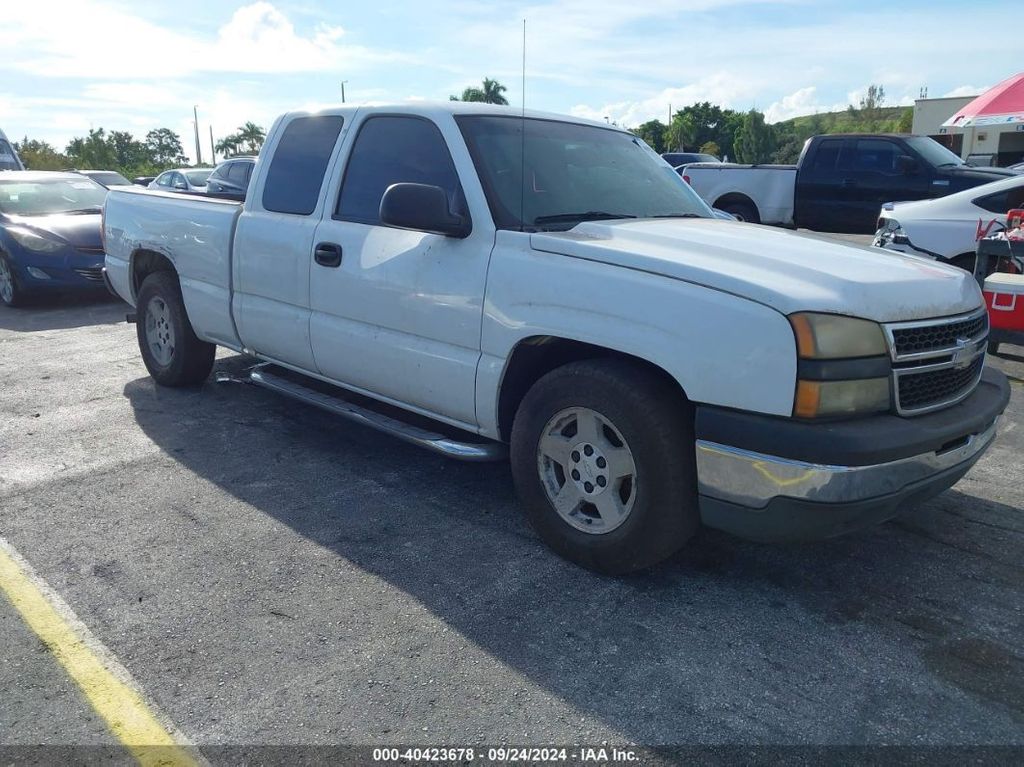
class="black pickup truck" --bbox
[682,134,1018,234]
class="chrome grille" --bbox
[884,308,989,415]
[891,313,988,357]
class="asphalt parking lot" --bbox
[1,276,1023,761]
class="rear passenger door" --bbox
[308,113,494,428]
[232,114,346,372]
[794,137,847,231]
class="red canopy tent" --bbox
[943,72,1024,128]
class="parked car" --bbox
[874,174,1024,270]
[133,176,156,187]
[76,170,134,189]
[0,129,25,171]
[205,156,256,200]
[0,171,108,306]
[662,152,720,167]
[103,103,1009,573]
[148,168,212,193]
[683,134,1016,232]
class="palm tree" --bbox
[450,78,509,105]
[236,122,266,153]
[214,136,240,156]
[480,78,508,105]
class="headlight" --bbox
[790,312,888,359]
[790,313,891,418]
[8,227,66,253]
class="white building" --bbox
[912,94,1024,167]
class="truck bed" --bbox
[683,163,797,226]
[103,187,243,348]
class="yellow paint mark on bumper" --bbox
[0,539,198,767]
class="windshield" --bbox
[905,136,964,168]
[0,177,108,215]
[0,139,22,171]
[186,169,212,185]
[456,116,712,231]
[87,171,132,187]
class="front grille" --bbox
[76,246,105,255]
[73,267,104,282]
[896,355,984,411]
[891,313,988,357]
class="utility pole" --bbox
[668,103,672,126]
[193,105,202,165]
[209,126,216,165]
[341,80,348,104]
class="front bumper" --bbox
[10,250,106,293]
[695,367,1011,541]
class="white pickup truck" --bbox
[102,102,1010,573]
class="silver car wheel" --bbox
[536,406,638,534]
[145,296,175,366]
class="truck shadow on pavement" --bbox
[123,353,1024,743]
[0,293,126,332]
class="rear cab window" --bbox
[262,116,344,215]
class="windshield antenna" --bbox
[519,17,526,232]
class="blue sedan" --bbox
[0,172,110,307]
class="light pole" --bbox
[341,80,348,104]
[209,125,216,165]
[193,105,202,165]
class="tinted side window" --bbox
[209,165,228,181]
[263,116,344,215]
[227,162,248,183]
[840,139,900,173]
[974,185,1024,215]
[809,140,842,171]
[336,116,462,225]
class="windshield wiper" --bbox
[533,211,637,225]
[649,213,704,219]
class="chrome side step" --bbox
[248,365,507,462]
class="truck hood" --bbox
[530,219,982,322]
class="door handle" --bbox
[314,242,342,268]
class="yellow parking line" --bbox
[0,537,200,767]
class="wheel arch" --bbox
[495,336,690,442]
[130,248,178,301]
[713,192,759,221]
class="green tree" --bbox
[896,107,913,133]
[633,120,667,153]
[666,113,695,151]
[733,110,775,164]
[66,128,117,170]
[699,141,721,158]
[236,122,266,153]
[14,138,67,170]
[108,131,149,171]
[145,128,187,166]
[450,77,509,105]
[215,135,241,156]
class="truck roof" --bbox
[280,101,619,131]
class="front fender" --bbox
[477,238,797,438]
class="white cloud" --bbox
[943,85,984,98]
[7,0,402,79]
[764,87,847,124]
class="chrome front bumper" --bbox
[695,418,998,510]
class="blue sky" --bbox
[2,0,1020,163]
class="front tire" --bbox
[136,271,215,386]
[510,359,699,574]
[0,252,27,307]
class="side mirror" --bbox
[379,183,470,238]
[896,155,919,174]
[173,181,187,190]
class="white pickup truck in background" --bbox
[103,103,1010,573]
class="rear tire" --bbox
[510,358,699,574]
[136,271,215,386]
[720,200,760,224]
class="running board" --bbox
[248,365,507,462]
